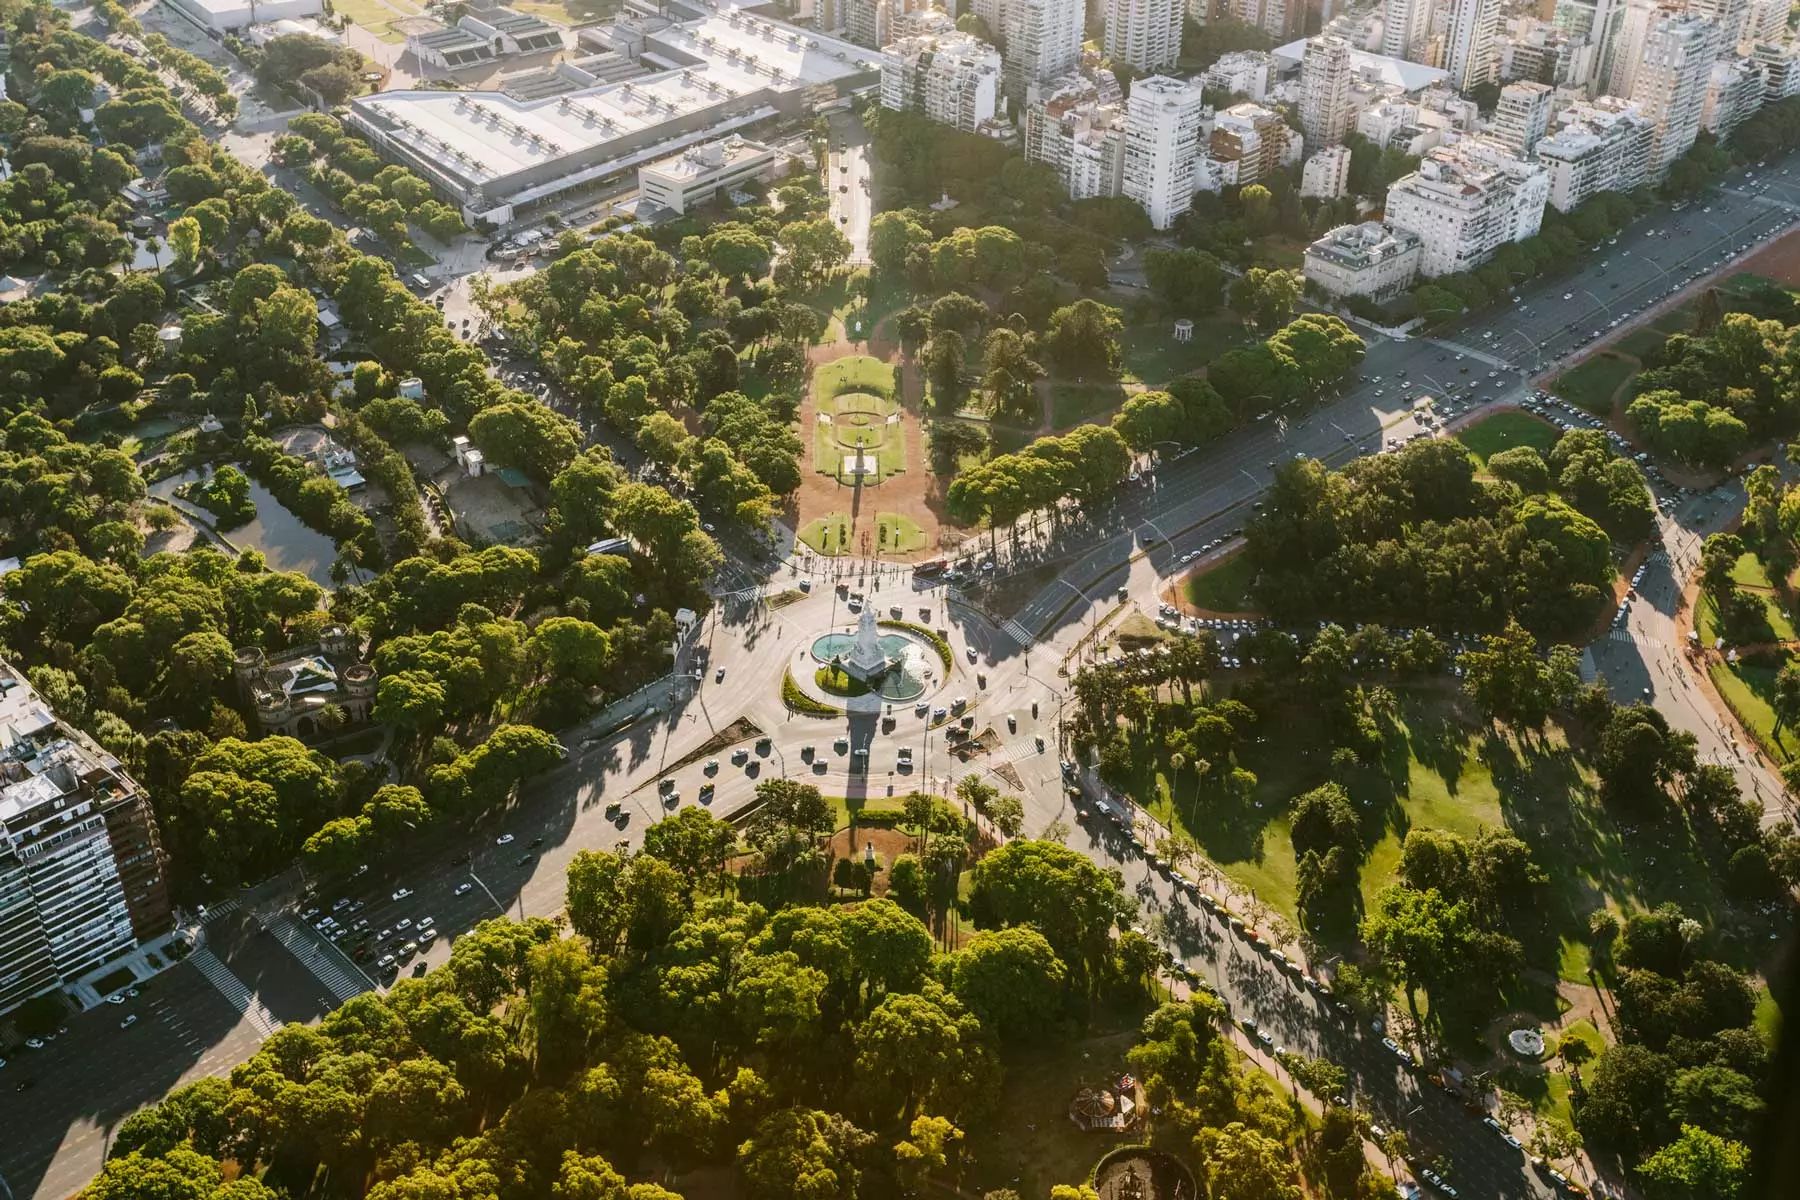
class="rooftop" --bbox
[641,133,774,180]
[355,5,868,189]
[1274,36,1449,93]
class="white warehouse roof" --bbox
[1274,37,1449,93]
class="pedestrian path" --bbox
[1608,627,1666,649]
[188,947,280,1038]
[266,913,374,1003]
[200,898,240,924]
[1001,616,1036,646]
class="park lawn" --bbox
[332,0,420,40]
[797,513,853,556]
[1458,410,1561,465]
[814,354,895,399]
[1119,316,1250,386]
[875,512,928,554]
[1186,552,1258,613]
[1709,657,1796,760]
[1730,551,1776,590]
[963,1016,1153,1199]
[1553,352,1638,415]
[1049,383,1127,430]
[1616,327,1667,359]
[1694,586,1794,647]
[814,390,904,481]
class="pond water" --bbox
[150,469,340,589]
[809,631,932,702]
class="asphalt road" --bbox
[0,912,332,1200]
[826,110,873,268]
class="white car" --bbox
[495,833,515,845]
[106,994,126,1005]
[119,1015,138,1029]
[391,887,412,901]
[454,882,473,896]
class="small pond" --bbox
[150,469,340,589]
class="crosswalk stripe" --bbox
[267,914,374,1003]
[200,898,240,923]
[1002,617,1035,645]
[189,948,279,1038]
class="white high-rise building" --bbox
[1301,144,1354,197]
[1599,0,1657,99]
[1205,50,1275,100]
[1381,0,1432,61]
[1629,12,1719,179]
[1702,57,1767,137]
[1300,36,1355,148]
[1740,0,1789,47]
[1444,0,1502,92]
[1534,96,1655,210]
[1230,0,1299,42]
[1122,74,1210,229]
[1003,0,1084,100]
[880,30,1003,131]
[1491,79,1556,154]
[0,659,173,1017]
[1385,143,1549,277]
[1688,0,1748,48]
[1104,0,1183,72]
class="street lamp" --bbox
[468,869,519,920]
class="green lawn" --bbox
[874,512,928,554]
[1186,551,1258,613]
[1553,352,1638,415]
[1709,657,1796,760]
[814,354,896,399]
[1458,410,1561,465]
[1616,328,1667,359]
[797,513,853,556]
[1130,697,1743,1017]
[1694,555,1797,646]
[1730,551,1776,589]
[1118,317,1252,386]
[813,390,903,482]
[1049,383,1127,430]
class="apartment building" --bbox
[1599,0,1657,101]
[1299,36,1354,148]
[1205,51,1274,101]
[0,660,172,1017]
[1303,221,1423,298]
[1443,0,1502,92]
[1498,21,1578,87]
[1531,96,1654,211]
[1301,144,1353,197]
[1384,142,1549,277]
[1629,12,1718,179]
[1209,101,1298,186]
[1381,0,1432,62]
[1122,74,1209,229]
[1002,0,1083,101]
[1703,57,1767,137]
[1490,80,1556,155]
[879,30,1003,132]
[1023,72,1127,200]
[1228,0,1300,43]
[1103,0,1183,72]
[1750,40,1800,102]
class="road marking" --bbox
[265,914,375,1003]
[187,948,279,1039]
[1001,617,1035,646]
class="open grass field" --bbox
[332,0,421,41]
[1710,657,1796,761]
[1185,552,1257,613]
[797,512,853,556]
[814,354,896,399]
[1131,697,1744,1021]
[1050,383,1127,430]
[1118,316,1252,386]
[1553,352,1638,415]
[1696,590,1797,647]
[874,512,929,554]
[1458,410,1561,465]
[813,390,904,483]
[1616,327,1667,359]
